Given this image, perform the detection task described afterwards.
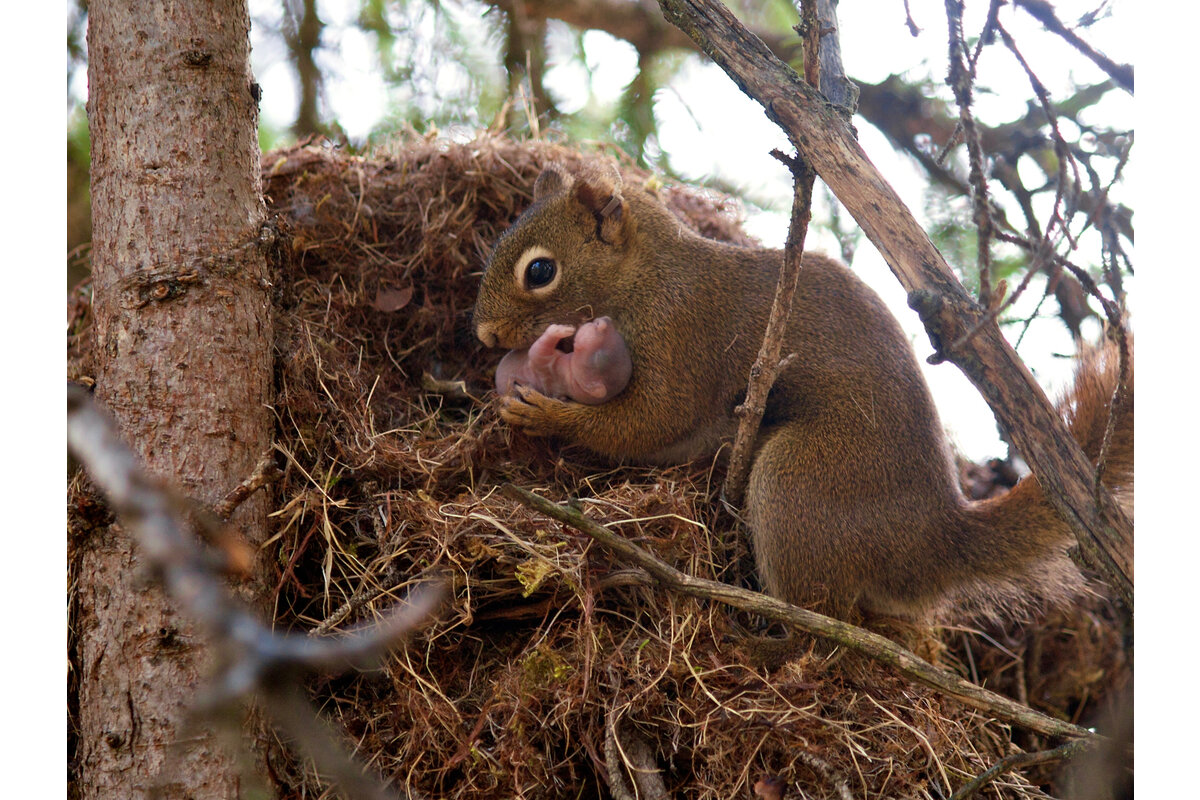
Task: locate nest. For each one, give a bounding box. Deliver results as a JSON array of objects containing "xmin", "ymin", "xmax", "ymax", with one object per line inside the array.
[{"xmin": 68, "ymin": 132, "xmax": 1130, "ymax": 799}]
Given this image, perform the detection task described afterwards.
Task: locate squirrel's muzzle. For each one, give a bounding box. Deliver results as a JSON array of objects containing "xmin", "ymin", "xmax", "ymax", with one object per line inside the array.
[{"xmin": 475, "ymin": 321, "xmax": 499, "ymax": 349}]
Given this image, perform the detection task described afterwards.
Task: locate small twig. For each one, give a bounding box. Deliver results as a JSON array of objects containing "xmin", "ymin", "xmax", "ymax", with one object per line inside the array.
[
  {"xmin": 901, "ymin": 0, "xmax": 921, "ymax": 36},
  {"xmin": 724, "ymin": 0, "xmax": 821, "ymax": 505},
  {"xmin": 823, "ymin": 185, "xmax": 861, "ymax": 264},
  {"xmin": 934, "ymin": 121, "xmax": 964, "ymax": 168},
  {"xmin": 260, "ymin": 682, "xmax": 401, "ymax": 800},
  {"xmin": 310, "ymin": 564, "xmax": 404, "ymax": 637},
  {"xmin": 944, "ymin": 0, "xmax": 995, "ymax": 307},
  {"xmin": 1012, "ymin": 283, "xmax": 1052, "ymax": 350},
  {"xmin": 1013, "ymin": 0, "xmax": 1133, "ymax": 93},
  {"xmin": 948, "ymin": 235, "xmax": 1053, "ymax": 354},
  {"xmin": 214, "ymin": 448, "xmax": 282, "ymax": 521},
  {"xmin": 995, "ymin": 22, "xmax": 1081, "ymax": 250},
  {"xmin": 994, "ymin": 232, "xmax": 1123, "ymax": 327},
  {"xmin": 1093, "ymin": 322, "xmax": 1131, "ymax": 490},
  {"xmin": 989, "ymin": 229, "xmax": 1133, "ymax": 496},
  {"xmin": 723, "ymin": 151, "xmax": 815, "ymax": 504},
  {"xmin": 501, "ymin": 483, "xmax": 1099, "ymax": 743},
  {"xmin": 949, "ymin": 738, "xmax": 1093, "ymax": 800},
  {"xmin": 968, "ymin": 0, "xmax": 1004, "ymax": 70}
]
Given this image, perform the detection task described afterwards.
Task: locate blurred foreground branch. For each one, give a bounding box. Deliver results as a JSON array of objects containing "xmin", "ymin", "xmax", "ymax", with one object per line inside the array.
[{"xmin": 67, "ymin": 385, "xmax": 445, "ymax": 800}]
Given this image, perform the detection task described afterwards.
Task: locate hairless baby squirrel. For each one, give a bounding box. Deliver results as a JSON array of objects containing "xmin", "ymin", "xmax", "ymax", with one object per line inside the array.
[
  {"xmin": 473, "ymin": 162, "xmax": 1133, "ymax": 620},
  {"xmin": 494, "ymin": 317, "xmax": 631, "ymax": 404}
]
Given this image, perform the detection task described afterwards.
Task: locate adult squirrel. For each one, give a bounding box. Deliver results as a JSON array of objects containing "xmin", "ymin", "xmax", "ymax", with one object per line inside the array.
[{"xmin": 473, "ymin": 162, "xmax": 1134, "ymax": 620}]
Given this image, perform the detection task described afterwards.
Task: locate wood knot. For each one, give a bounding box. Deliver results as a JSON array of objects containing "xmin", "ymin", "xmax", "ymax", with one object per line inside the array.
[{"xmin": 182, "ymin": 49, "xmax": 213, "ymax": 68}]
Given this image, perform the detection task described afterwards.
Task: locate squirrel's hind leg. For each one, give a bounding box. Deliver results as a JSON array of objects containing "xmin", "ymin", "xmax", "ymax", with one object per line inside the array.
[
  {"xmin": 744, "ymin": 424, "xmax": 870, "ymax": 619},
  {"xmin": 743, "ymin": 423, "xmax": 954, "ymax": 621}
]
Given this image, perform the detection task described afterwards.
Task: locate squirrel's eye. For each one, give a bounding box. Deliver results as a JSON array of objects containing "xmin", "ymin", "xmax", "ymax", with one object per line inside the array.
[{"xmin": 525, "ymin": 257, "xmax": 557, "ymax": 289}]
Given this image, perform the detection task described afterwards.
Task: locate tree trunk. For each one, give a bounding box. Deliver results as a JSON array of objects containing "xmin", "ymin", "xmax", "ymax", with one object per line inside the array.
[{"xmin": 78, "ymin": 1, "xmax": 273, "ymax": 797}]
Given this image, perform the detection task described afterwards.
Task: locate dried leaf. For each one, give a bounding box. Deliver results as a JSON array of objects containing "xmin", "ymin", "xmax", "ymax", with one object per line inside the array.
[{"xmin": 372, "ymin": 286, "xmax": 413, "ymax": 312}]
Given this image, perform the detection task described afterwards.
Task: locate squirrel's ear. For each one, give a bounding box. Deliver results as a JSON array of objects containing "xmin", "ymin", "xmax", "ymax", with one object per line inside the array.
[
  {"xmin": 533, "ymin": 164, "xmax": 573, "ymax": 202},
  {"xmin": 572, "ymin": 164, "xmax": 630, "ymax": 246}
]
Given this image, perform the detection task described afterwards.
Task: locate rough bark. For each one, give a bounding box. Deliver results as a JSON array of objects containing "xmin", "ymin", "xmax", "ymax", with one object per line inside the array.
[
  {"xmin": 79, "ymin": 1, "xmax": 273, "ymax": 797},
  {"xmin": 655, "ymin": 0, "xmax": 1132, "ymax": 605},
  {"xmin": 812, "ymin": 0, "xmax": 858, "ymax": 113}
]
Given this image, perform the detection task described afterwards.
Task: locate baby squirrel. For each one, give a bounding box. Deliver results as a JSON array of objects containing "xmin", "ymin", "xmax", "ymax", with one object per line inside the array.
[
  {"xmin": 473, "ymin": 162, "xmax": 1134, "ymax": 619},
  {"xmin": 494, "ymin": 317, "xmax": 632, "ymax": 404}
]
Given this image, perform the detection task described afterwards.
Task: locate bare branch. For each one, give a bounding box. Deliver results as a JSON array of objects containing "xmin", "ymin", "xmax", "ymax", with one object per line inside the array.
[
  {"xmin": 854, "ymin": 76, "xmax": 1132, "ymax": 244},
  {"xmin": 503, "ymin": 483, "xmax": 1100, "ymax": 742},
  {"xmin": 724, "ymin": 155, "xmax": 813, "ymax": 504},
  {"xmin": 724, "ymin": 0, "xmax": 821, "ymax": 504},
  {"xmin": 1013, "ymin": 0, "xmax": 1133, "ymax": 93},
  {"xmin": 949, "ymin": 738, "xmax": 1094, "ymax": 800},
  {"xmin": 214, "ymin": 448, "xmax": 282, "ymax": 521},
  {"xmin": 901, "ymin": 0, "xmax": 922, "ymax": 36},
  {"xmin": 944, "ymin": 0, "xmax": 997, "ymax": 306},
  {"xmin": 812, "ymin": 0, "xmax": 859, "ymax": 113}
]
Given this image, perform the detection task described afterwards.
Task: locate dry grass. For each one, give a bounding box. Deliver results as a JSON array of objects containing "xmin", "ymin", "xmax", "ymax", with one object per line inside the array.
[{"xmin": 67, "ymin": 131, "xmax": 1129, "ymax": 799}]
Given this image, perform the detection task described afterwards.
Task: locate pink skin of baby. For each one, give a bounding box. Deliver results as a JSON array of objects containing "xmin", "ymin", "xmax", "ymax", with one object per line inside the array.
[{"xmin": 494, "ymin": 316, "xmax": 632, "ymax": 404}]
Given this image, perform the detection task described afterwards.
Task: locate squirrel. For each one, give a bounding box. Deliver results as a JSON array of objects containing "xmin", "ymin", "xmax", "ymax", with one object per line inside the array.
[
  {"xmin": 472, "ymin": 162, "xmax": 1134, "ymax": 620},
  {"xmin": 494, "ymin": 316, "xmax": 632, "ymax": 404}
]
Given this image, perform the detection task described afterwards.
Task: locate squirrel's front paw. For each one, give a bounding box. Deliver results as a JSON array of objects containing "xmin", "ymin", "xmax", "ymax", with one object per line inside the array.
[{"xmin": 499, "ymin": 384, "xmax": 575, "ymax": 437}]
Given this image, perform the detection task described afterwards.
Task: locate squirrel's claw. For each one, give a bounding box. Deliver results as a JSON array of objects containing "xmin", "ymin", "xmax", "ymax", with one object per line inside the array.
[{"xmin": 499, "ymin": 384, "xmax": 576, "ymax": 436}]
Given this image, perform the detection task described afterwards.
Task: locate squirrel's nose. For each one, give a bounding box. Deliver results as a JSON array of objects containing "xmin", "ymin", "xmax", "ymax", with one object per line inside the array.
[{"xmin": 476, "ymin": 322, "xmax": 498, "ymax": 349}]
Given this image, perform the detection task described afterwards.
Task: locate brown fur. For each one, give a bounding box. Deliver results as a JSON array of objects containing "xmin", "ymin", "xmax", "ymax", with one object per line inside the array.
[{"xmin": 473, "ymin": 163, "xmax": 1134, "ymax": 620}]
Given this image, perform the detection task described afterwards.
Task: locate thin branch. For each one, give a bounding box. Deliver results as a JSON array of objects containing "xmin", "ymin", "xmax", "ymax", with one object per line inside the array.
[
  {"xmin": 901, "ymin": 0, "xmax": 922, "ymax": 36},
  {"xmin": 990, "ymin": 230, "xmax": 1133, "ymax": 494},
  {"xmin": 214, "ymin": 448, "xmax": 283, "ymax": 521},
  {"xmin": 1093, "ymin": 322, "xmax": 1131, "ymax": 490},
  {"xmin": 260, "ymin": 682, "xmax": 400, "ymax": 800},
  {"xmin": 502, "ymin": 483, "xmax": 1100, "ymax": 743},
  {"xmin": 949, "ymin": 738, "xmax": 1093, "ymax": 800},
  {"xmin": 812, "ymin": 0, "xmax": 859, "ymax": 114},
  {"xmin": 1013, "ymin": 0, "xmax": 1133, "ymax": 93},
  {"xmin": 724, "ymin": 0, "xmax": 823, "ymax": 503},
  {"xmin": 995, "ymin": 21, "xmax": 1081, "ymax": 248},
  {"xmin": 855, "ymin": 75, "xmax": 1133, "ymax": 245},
  {"xmin": 723, "ymin": 151, "xmax": 812, "ymax": 504},
  {"xmin": 944, "ymin": 0, "xmax": 996, "ymax": 307},
  {"xmin": 799, "ymin": 1, "xmax": 820, "ymax": 88}
]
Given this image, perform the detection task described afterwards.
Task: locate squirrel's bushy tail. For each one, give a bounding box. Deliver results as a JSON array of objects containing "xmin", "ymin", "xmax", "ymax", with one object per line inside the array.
[{"xmin": 946, "ymin": 342, "xmax": 1133, "ymax": 618}]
